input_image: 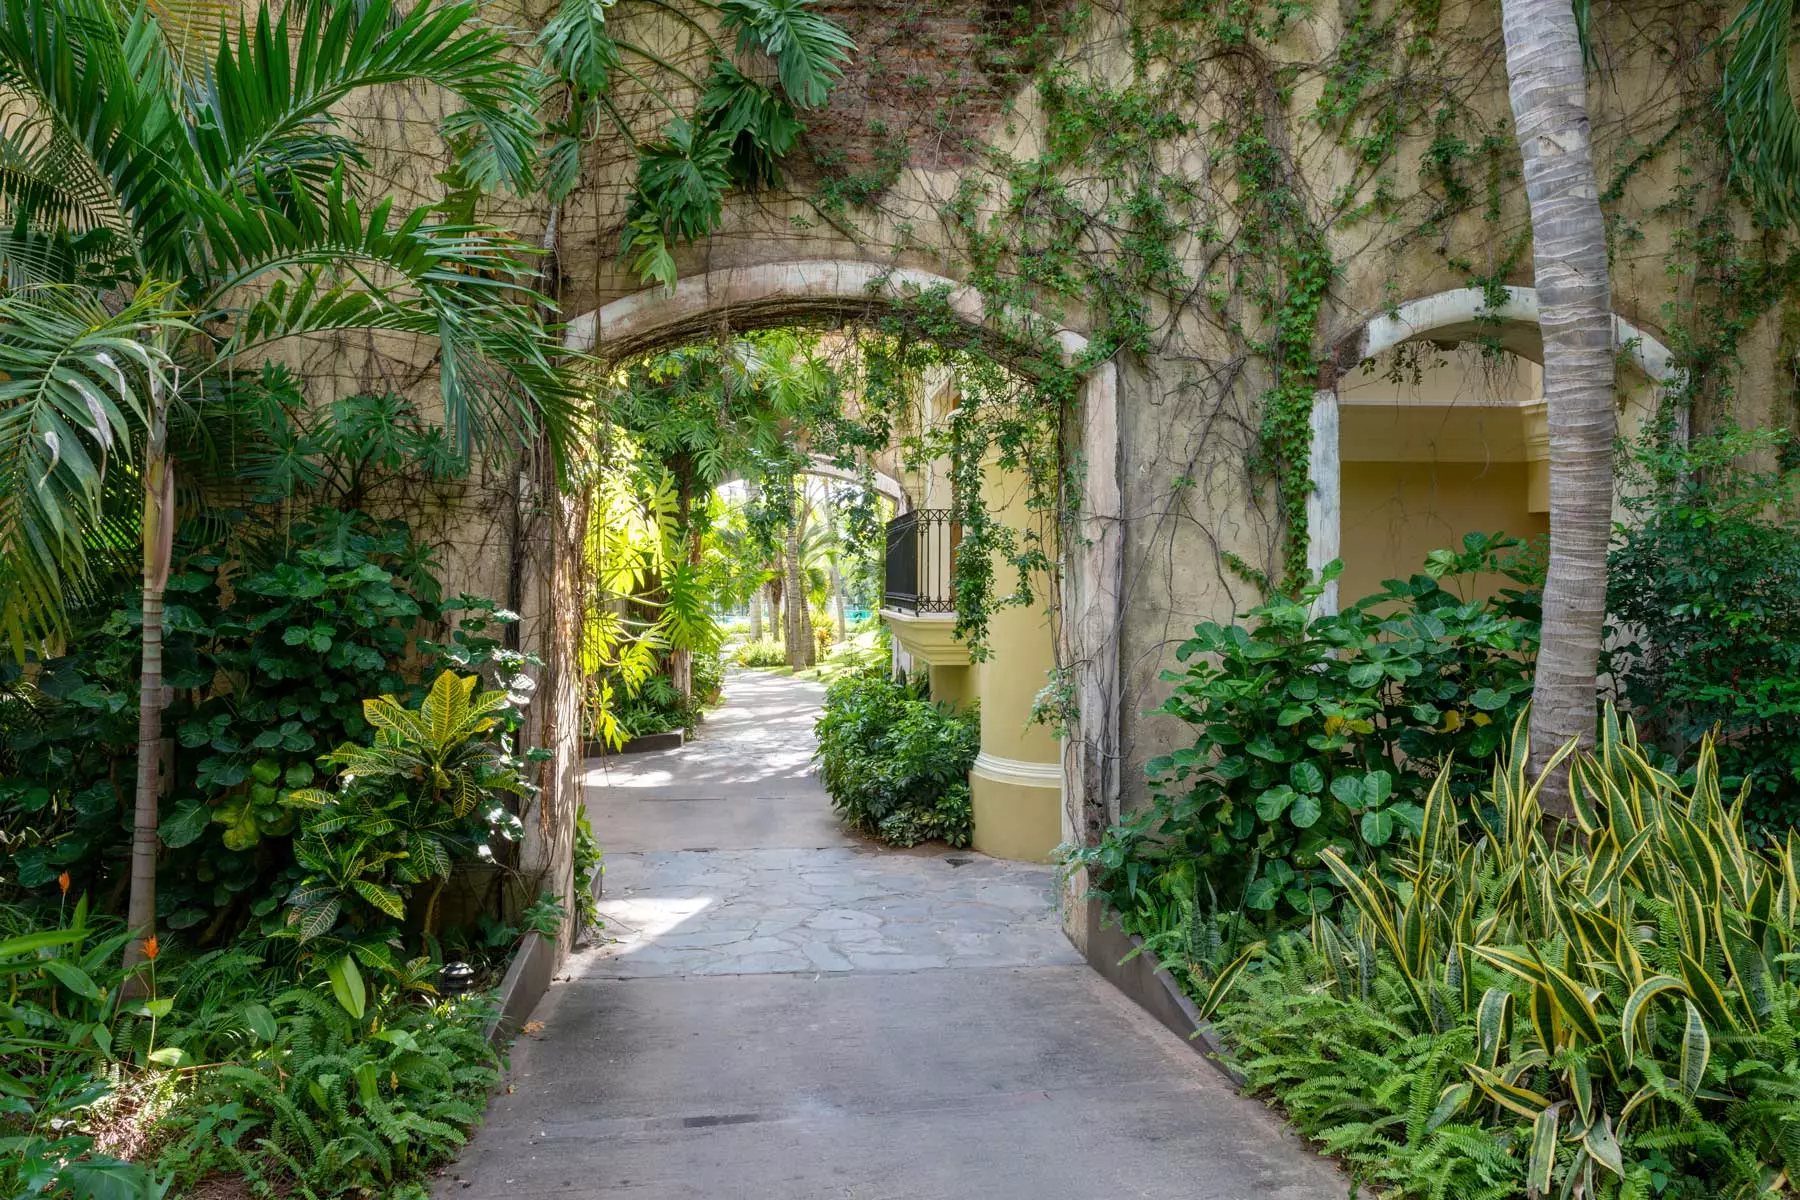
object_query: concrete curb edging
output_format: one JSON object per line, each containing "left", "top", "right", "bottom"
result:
{"left": 583, "top": 730, "right": 684, "bottom": 757}
{"left": 1080, "top": 898, "right": 1245, "bottom": 1087}
{"left": 485, "top": 930, "right": 557, "bottom": 1045}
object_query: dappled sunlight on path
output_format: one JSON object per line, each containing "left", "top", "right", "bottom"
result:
{"left": 436, "top": 669, "right": 1352, "bottom": 1200}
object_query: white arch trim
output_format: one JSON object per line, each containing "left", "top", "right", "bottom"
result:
{"left": 1311, "top": 286, "right": 1681, "bottom": 619}
{"left": 564, "top": 260, "right": 1092, "bottom": 365}
{"left": 1355, "top": 286, "right": 1678, "bottom": 385}
{"left": 565, "top": 259, "right": 1122, "bottom": 844}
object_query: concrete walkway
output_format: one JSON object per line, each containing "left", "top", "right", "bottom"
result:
{"left": 437, "top": 670, "right": 1349, "bottom": 1199}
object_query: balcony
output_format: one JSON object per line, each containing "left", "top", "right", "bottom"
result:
{"left": 880, "top": 509, "right": 967, "bottom": 665}
{"left": 883, "top": 509, "right": 956, "bottom": 613}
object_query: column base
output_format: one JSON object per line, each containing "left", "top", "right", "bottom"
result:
{"left": 969, "top": 752, "right": 1063, "bottom": 862}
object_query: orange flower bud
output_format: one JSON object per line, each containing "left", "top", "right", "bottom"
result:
{"left": 57, "top": 871, "right": 70, "bottom": 895}
{"left": 142, "top": 935, "right": 159, "bottom": 961}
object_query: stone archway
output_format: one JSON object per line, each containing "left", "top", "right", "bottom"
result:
{"left": 565, "top": 260, "right": 1124, "bottom": 868}
{"left": 1306, "top": 286, "right": 1680, "bottom": 612}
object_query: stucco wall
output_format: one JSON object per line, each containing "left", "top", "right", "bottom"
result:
{"left": 305, "top": 0, "right": 1799, "bottom": 855}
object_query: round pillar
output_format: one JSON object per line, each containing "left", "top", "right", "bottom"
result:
{"left": 969, "top": 464, "right": 1062, "bottom": 862}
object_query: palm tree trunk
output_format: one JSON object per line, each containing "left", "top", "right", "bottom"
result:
{"left": 125, "top": 402, "right": 175, "bottom": 973}
{"left": 830, "top": 558, "right": 847, "bottom": 647}
{"left": 768, "top": 580, "right": 782, "bottom": 645}
{"left": 1503, "top": 0, "right": 1617, "bottom": 816}
{"left": 784, "top": 517, "right": 813, "bottom": 668}
{"left": 823, "top": 492, "right": 847, "bottom": 646}
{"left": 748, "top": 583, "right": 763, "bottom": 640}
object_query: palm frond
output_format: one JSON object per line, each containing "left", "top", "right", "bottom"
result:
{"left": 717, "top": 0, "right": 853, "bottom": 109}
{"left": 1720, "top": 0, "right": 1800, "bottom": 227}
{"left": 193, "top": 165, "right": 577, "bottom": 461}
{"left": 0, "top": 286, "right": 188, "bottom": 654}
{"left": 190, "top": 0, "right": 541, "bottom": 200}
{"left": 0, "top": 0, "right": 199, "bottom": 273}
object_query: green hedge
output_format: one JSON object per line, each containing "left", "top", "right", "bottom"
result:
{"left": 814, "top": 668, "right": 978, "bottom": 847}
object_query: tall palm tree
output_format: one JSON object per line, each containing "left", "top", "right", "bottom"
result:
{"left": 1501, "top": 0, "right": 1616, "bottom": 816}
{"left": 0, "top": 0, "right": 575, "bottom": 965}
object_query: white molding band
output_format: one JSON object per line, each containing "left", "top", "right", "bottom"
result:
{"left": 973, "top": 750, "right": 1064, "bottom": 790}
{"left": 1305, "top": 387, "right": 1340, "bottom": 617}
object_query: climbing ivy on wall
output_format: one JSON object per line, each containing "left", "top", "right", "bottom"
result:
{"left": 558, "top": 0, "right": 1800, "bottom": 748}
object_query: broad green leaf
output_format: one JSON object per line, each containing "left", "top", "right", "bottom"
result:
{"left": 42, "top": 958, "right": 101, "bottom": 1000}
{"left": 1288, "top": 792, "right": 1321, "bottom": 829}
{"left": 1360, "top": 809, "right": 1394, "bottom": 847}
{"left": 326, "top": 952, "right": 366, "bottom": 1020}
{"left": 159, "top": 799, "right": 211, "bottom": 849}
{"left": 244, "top": 1003, "right": 277, "bottom": 1042}
{"left": 1255, "top": 785, "right": 1295, "bottom": 821}
{"left": 1290, "top": 762, "right": 1324, "bottom": 793}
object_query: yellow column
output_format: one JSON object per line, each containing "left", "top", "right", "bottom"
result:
{"left": 969, "top": 464, "right": 1062, "bottom": 862}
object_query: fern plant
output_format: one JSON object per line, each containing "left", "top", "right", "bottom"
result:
{"left": 162, "top": 981, "right": 500, "bottom": 1199}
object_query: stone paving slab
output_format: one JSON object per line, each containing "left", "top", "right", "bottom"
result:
{"left": 591, "top": 846, "right": 1082, "bottom": 977}
{"left": 436, "top": 670, "right": 1350, "bottom": 1199}
{"left": 436, "top": 966, "right": 1352, "bottom": 1200}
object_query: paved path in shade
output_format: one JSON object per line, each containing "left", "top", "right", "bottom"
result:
{"left": 437, "top": 670, "right": 1350, "bottom": 1200}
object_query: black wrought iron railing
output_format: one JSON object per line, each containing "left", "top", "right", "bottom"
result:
{"left": 883, "top": 509, "right": 956, "bottom": 614}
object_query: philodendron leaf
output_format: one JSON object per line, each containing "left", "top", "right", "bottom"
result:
{"left": 326, "top": 953, "right": 366, "bottom": 1020}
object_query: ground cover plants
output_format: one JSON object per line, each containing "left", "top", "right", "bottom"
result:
{"left": 1079, "top": 538, "right": 1800, "bottom": 1196}
{"left": 814, "top": 667, "right": 978, "bottom": 847}
{"left": 1069, "top": 538, "right": 1540, "bottom": 928}
{"left": 1206, "top": 713, "right": 1800, "bottom": 1198}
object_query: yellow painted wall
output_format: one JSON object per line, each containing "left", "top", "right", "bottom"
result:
{"left": 968, "top": 464, "right": 1062, "bottom": 862}
{"left": 1339, "top": 461, "right": 1547, "bottom": 604}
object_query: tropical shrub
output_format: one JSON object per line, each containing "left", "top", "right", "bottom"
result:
{"left": 1071, "top": 538, "right": 1539, "bottom": 925}
{"left": 281, "top": 672, "right": 527, "bottom": 949}
{"left": 733, "top": 639, "right": 788, "bottom": 668}
{"left": 1204, "top": 712, "right": 1800, "bottom": 1198}
{"left": 691, "top": 647, "right": 726, "bottom": 706}
{"left": 0, "top": 511, "right": 529, "bottom": 936}
{"left": 814, "top": 668, "right": 978, "bottom": 847}
{"left": 1607, "top": 425, "right": 1800, "bottom": 832}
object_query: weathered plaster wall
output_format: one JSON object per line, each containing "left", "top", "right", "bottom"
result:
{"left": 314, "top": 0, "right": 1798, "bottom": 870}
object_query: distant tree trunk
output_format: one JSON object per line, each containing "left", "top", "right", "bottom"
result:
{"left": 669, "top": 482, "right": 697, "bottom": 702}
{"left": 784, "top": 516, "right": 814, "bottom": 668}
{"left": 125, "top": 396, "right": 174, "bottom": 975}
{"left": 767, "top": 579, "right": 783, "bottom": 645}
{"left": 1503, "top": 0, "right": 1616, "bottom": 816}
{"left": 830, "top": 559, "right": 847, "bottom": 647}
{"left": 823, "top": 493, "right": 847, "bottom": 646}
{"left": 746, "top": 481, "right": 763, "bottom": 643}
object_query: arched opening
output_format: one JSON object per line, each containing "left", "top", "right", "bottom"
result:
{"left": 562, "top": 262, "right": 1123, "bottom": 863}
{"left": 1311, "top": 287, "right": 1678, "bottom": 611}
